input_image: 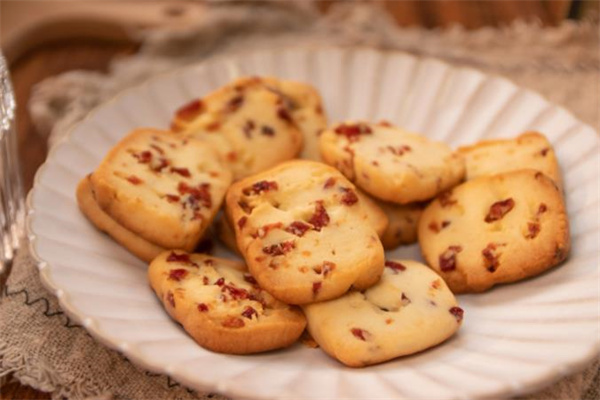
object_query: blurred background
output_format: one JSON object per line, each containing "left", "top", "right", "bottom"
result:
{"left": 0, "top": 1, "right": 598, "bottom": 397}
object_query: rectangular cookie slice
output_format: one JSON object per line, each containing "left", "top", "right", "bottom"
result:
{"left": 90, "top": 128, "right": 232, "bottom": 250}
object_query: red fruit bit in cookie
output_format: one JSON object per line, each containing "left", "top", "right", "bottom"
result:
{"left": 285, "top": 221, "right": 311, "bottom": 237}
{"left": 277, "top": 107, "right": 294, "bottom": 124}
{"left": 215, "top": 277, "right": 225, "bottom": 286}
{"left": 238, "top": 200, "right": 254, "bottom": 214}
{"left": 323, "top": 177, "right": 336, "bottom": 189}
{"left": 387, "top": 145, "right": 412, "bottom": 156}
{"left": 243, "top": 180, "right": 279, "bottom": 196}
{"left": 538, "top": 203, "right": 548, "bottom": 215}
{"left": 242, "top": 120, "right": 255, "bottom": 138}
{"left": 175, "top": 99, "right": 204, "bottom": 121}
{"left": 350, "top": 328, "right": 369, "bottom": 341}
{"left": 226, "top": 95, "right": 244, "bottom": 113}
{"left": 257, "top": 222, "right": 284, "bottom": 239}
{"left": 428, "top": 222, "right": 440, "bottom": 233}
{"left": 197, "top": 303, "right": 209, "bottom": 312}
{"left": 526, "top": 222, "right": 541, "bottom": 239}
{"left": 170, "top": 167, "right": 191, "bottom": 178}
{"left": 237, "top": 216, "right": 248, "bottom": 229}
{"left": 439, "top": 245, "right": 463, "bottom": 272}
{"left": 178, "top": 182, "right": 212, "bottom": 208}
{"left": 334, "top": 123, "right": 372, "bottom": 142}
{"left": 152, "top": 158, "right": 170, "bottom": 173}
{"left": 312, "top": 281, "right": 322, "bottom": 295}
{"left": 385, "top": 260, "right": 407, "bottom": 273}
{"left": 321, "top": 261, "right": 336, "bottom": 277}
{"left": 167, "top": 251, "right": 191, "bottom": 263}
{"left": 222, "top": 284, "right": 250, "bottom": 300}
{"left": 431, "top": 279, "right": 442, "bottom": 289}
{"left": 202, "top": 276, "right": 209, "bottom": 285}
{"left": 262, "top": 241, "right": 296, "bottom": 256}
{"left": 449, "top": 306, "right": 464, "bottom": 323}
{"left": 540, "top": 147, "right": 549, "bottom": 156}
{"left": 222, "top": 316, "right": 245, "bottom": 328}
{"left": 206, "top": 121, "right": 221, "bottom": 132}
{"left": 261, "top": 125, "right": 275, "bottom": 136}
{"left": 126, "top": 175, "right": 143, "bottom": 185}
{"left": 241, "top": 306, "right": 258, "bottom": 320}
{"left": 133, "top": 150, "right": 152, "bottom": 163}
{"left": 243, "top": 273, "right": 258, "bottom": 285}
{"left": 308, "top": 201, "right": 330, "bottom": 231}
{"left": 166, "top": 291, "right": 175, "bottom": 308}
{"left": 482, "top": 243, "right": 505, "bottom": 273}
{"left": 150, "top": 144, "right": 165, "bottom": 155}
{"left": 401, "top": 293, "right": 411, "bottom": 305}
{"left": 165, "top": 194, "right": 180, "bottom": 203}
{"left": 485, "top": 198, "right": 515, "bottom": 223}
{"left": 340, "top": 188, "right": 359, "bottom": 206}
{"left": 168, "top": 269, "right": 188, "bottom": 281}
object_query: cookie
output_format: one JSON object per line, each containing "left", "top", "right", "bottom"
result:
{"left": 418, "top": 169, "right": 570, "bottom": 293}
{"left": 303, "top": 260, "right": 463, "bottom": 367}
{"left": 458, "top": 131, "right": 563, "bottom": 189}
{"left": 226, "top": 160, "right": 385, "bottom": 305}
{"left": 90, "top": 128, "right": 232, "bottom": 250}
{"left": 319, "top": 121, "right": 465, "bottom": 204}
{"left": 76, "top": 175, "right": 165, "bottom": 262}
{"left": 148, "top": 251, "right": 306, "bottom": 354}
{"left": 218, "top": 190, "right": 388, "bottom": 254}
{"left": 259, "top": 77, "right": 328, "bottom": 161}
{"left": 377, "top": 200, "right": 424, "bottom": 250}
{"left": 171, "top": 76, "right": 304, "bottom": 180}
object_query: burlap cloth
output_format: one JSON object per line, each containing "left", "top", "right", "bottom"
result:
{"left": 1, "top": 3, "right": 599, "bottom": 399}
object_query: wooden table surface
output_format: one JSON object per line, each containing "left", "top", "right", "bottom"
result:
{"left": 0, "top": 1, "right": 577, "bottom": 399}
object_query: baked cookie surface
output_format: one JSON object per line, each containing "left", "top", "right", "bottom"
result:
{"left": 171, "top": 76, "right": 304, "bottom": 180}
{"left": 319, "top": 121, "right": 465, "bottom": 204}
{"left": 303, "top": 260, "right": 463, "bottom": 367}
{"left": 148, "top": 251, "right": 306, "bottom": 354}
{"left": 377, "top": 200, "right": 424, "bottom": 250}
{"left": 90, "top": 128, "right": 232, "bottom": 250}
{"left": 226, "top": 160, "right": 385, "bottom": 305}
{"left": 458, "top": 131, "right": 563, "bottom": 189}
{"left": 76, "top": 175, "right": 165, "bottom": 262}
{"left": 418, "top": 169, "right": 570, "bottom": 293}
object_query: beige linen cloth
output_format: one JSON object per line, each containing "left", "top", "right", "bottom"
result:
{"left": 1, "top": 3, "right": 598, "bottom": 399}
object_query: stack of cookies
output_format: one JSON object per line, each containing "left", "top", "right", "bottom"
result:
{"left": 77, "top": 76, "right": 569, "bottom": 367}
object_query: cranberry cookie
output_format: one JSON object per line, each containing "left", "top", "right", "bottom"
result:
{"left": 458, "top": 131, "right": 562, "bottom": 189}
{"left": 90, "top": 128, "right": 232, "bottom": 250}
{"left": 319, "top": 121, "right": 465, "bottom": 204}
{"left": 171, "top": 76, "right": 305, "bottom": 180}
{"left": 226, "top": 160, "right": 385, "bottom": 305}
{"left": 303, "top": 260, "right": 463, "bottom": 367}
{"left": 149, "top": 251, "right": 306, "bottom": 354}
{"left": 377, "top": 200, "right": 424, "bottom": 250}
{"left": 418, "top": 169, "right": 570, "bottom": 293}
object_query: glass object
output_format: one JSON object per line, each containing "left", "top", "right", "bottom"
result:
{"left": 0, "top": 53, "right": 25, "bottom": 289}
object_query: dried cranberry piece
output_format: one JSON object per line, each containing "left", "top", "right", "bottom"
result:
{"left": 350, "top": 328, "right": 369, "bottom": 341}
{"left": 243, "top": 120, "right": 255, "bottom": 138}
{"left": 441, "top": 220, "right": 451, "bottom": 229}
{"left": 431, "top": 279, "right": 442, "bottom": 289}
{"left": 449, "top": 306, "right": 464, "bottom": 323}
{"left": 133, "top": 151, "right": 152, "bottom": 163}
{"left": 238, "top": 200, "right": 254, "bottom": 214}
{"left": 215, "top": 277, "right": 225, "bottom": 286}
{"left": 243, "top": 273, "right": 258, "bottom": 285}
{"left": 526, "top": 222, "right": 540, "bottom": 239}
{"left": 175, "top": 99, "right": 204, "bottom": 121}
{"left": 308, "top": 201, "right": 330, "bottom": 231}
{"left": 150, "top": 144, "right": 165, "bottom": 155}
{"left": 241, "top": 306, "right": 258, "bottom": 320}
{"left": 387, "top": 145, "right": 412, "bottom": 156}
{"left": 261, "top": 126, "right": 275, "bottom": 136}
{"left": 262, "top": 241, "right": 295, "bottom": 256}
{"left": 428, "top": 222, "right": 440, "bottom": 233}
{"left": 385, "top": 260, "right": 407, "bottom": 273}
{"left": 482, "top": 243, "right": 505, "bottom": 272}
{"left": 540, "top": 147, "right": 549, "bottom": 156}
{"left": 243, "top": 180, "right": 279, "bottom": 196}
{"left": 238, "top": 216, "right": 248, "bottom": 229}
{"left": 178, "top": 182, "right": 212, "bottom": 208}
{"left": 401, "top": 293, "right": 411, "bottom": 305}
{"left": 439, "top": 245, "right": 463, "bottom": 272}
{"left": 323, "top": 177, "right": 336, "bottom": 189}
{"left": 334, "top": 123, "right": 372, "bottom": 142}
{"left": 285, "top": 221, "right": 311, "bottom": 237}
{"left": 168, "top": 269, "right": 188, "bottom": 281}
{"left": 340, "top": 188, "right": 359, "bottom": 206}
{"left": 222, "top": 316, "right": 245, "bottom": 328}
{"left": 167, "top": 252, "right": 193, "bottom": 264}
{"left": 165, "top": 194, "right": 180, "bottom": 203}
{"left": 277, "top": 107, "right": 294, "bottom": 123}
{"left": 226, "top": 95, "right": 244, "bottom": 113}
{"left": 485, "top": 198, "right": 515, "bottom": 223}
{"left": 222, "top": 284, "right": 250, "bottom": 300}
{"left": 321, "top": 261, "right": 336, "bottom": 277}
{"left": 538, "top": 203, "right": 548, "bottom": 215}
{"left": 256, "top": 222, "right": 284, "bottom": 239}
{"left": 203, "top": 258, "right": 214, "bottom": 266}
{"left": 166, "top": 291, "right": 175, "bottom": 308}
{"left": 312, "top": 281, "right": 322, "bottom": 295}
{"left": 126, "top": 175, "right": 143, "bottom": 185}
{"left": 206, "top": 121, "right": 221, "bottom": 132}
{"left": 170, "top": 167, "right": 191, "bottom": 178}
{"left": 438, "top": 191, "right": 456, "bottom": 207}
{"left": 197, "top": 303, "right": 209, "bottom": 312}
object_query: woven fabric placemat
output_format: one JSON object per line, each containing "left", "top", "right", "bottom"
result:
{"left": 2, "top": 3, "right": 599, "bottom": 399}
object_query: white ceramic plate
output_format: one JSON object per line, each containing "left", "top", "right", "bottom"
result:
{"left": 27, "top": 47, "right": 599, "bottom": 400}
